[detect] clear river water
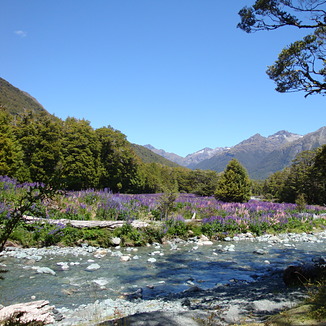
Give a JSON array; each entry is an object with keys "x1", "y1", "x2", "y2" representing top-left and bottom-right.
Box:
[{"x1": 1, "y1": 233, "x2": 325, "y2": 310}]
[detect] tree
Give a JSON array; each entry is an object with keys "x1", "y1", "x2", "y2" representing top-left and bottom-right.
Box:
[
  {"x1": 0, "y1": 109, "x2": 26, "y2": 180},
  {"x1": 238, "y1": 0, "x2": 326, "y2": 97},
  {"x1": 263, "y1": 169, "x2": 290, "y2": 200},
  {"x1": 214, "y1": 159, "x2": 251, "y2": 203},
  {"x1": 96, "y1": 126, "x2": 142, "y2": 193},
  {"x1": 279, "y1": 149, "x2": 317, "y2": 203},
  {"x1": 20, "y1": 114, "x2": 63, "y2": 185},
  {"x1": 310, "y1": 144, "x2": 326, "y2": 204},
  {"x1": 59, "y1": 117, "x2": 100, "y2": 190}
]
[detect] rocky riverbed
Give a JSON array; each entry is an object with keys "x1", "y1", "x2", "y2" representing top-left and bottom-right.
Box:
[{"x1": 1, "y1": 231, "x2": 326, "y2": 325}]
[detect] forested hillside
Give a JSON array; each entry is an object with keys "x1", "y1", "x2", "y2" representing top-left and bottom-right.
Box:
[
  {"x1": 1, "y1": 78, "x2": 224, "y2": 194},
  {"x1": 131, "y1": 144, "x2": 181, "y2": 168},
  {"x1": 0, "y1": 78, "x2": 50, "y2": 117}
]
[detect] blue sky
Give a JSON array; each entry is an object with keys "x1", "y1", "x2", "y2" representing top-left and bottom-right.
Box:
[{"x1": 1, "y1": 1, "x2": 325, "y2": 157}]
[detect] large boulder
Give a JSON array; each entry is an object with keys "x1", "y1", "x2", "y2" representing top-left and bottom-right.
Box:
[
  {"x1": 283, "y1": 263, "x2": 326, "y2": 286},
  {"x1": 0, "y1": 300, "x2": 55, "y2": 324}
]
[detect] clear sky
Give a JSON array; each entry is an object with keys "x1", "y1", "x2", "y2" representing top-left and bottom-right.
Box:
[{"x1": 1, "y1": 1, "x2": 325, "y2": 157}]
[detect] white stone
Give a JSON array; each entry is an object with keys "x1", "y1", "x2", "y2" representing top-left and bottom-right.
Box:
[
  {"x1": 57, "y1": 262, "x2": 69, "y2": 270},
  {"x1": 92, "y1": 278, "x2": 109, "y2": 287},
  {"x1": 147, "y1": 258, "x2": 156, "y2": 263},
  {"x1": 32, "y1": 267, "x2": 56, "y2": 276},
  {"x1": 198, "y1": 240, "x2": 214, "y2": 246},
  {"x1": 86, "y1": 263, "x2": 101, "y2": 271},
  {"x1": 111, "y1": 237, "x2": 121, "y2": 245},
  {"x1": 120, "y1": 255, "x2": 131, "y2": 262}
]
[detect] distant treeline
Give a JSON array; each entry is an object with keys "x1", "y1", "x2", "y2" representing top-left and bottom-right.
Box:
[{"x1": 0, "y1": 108, "x2": 219, "y2": 195}]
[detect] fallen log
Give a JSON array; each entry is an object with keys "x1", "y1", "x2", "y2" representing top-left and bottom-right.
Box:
[{"x1": 23, "y1": 216, "x2": 149, "y2": 230}]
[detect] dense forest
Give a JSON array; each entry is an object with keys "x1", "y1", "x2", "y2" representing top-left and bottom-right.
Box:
[{"x1": 0, "y1": 108, "x2": 220, "y2": 195}]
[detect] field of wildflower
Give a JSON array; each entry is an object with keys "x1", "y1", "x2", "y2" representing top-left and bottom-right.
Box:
[{"x1": 1, "y1": 176, "x2": 326, "y2": 247}]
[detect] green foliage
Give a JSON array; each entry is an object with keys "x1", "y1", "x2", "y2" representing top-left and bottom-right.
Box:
[
  {"x1": 264, "y1": 146, "x2": 326, "y2": 205},
  {"x1": 186, "y1": 170, "x2": 220, "y2": 196},
  {"x1": 113, "y1": 223, "x2": 146, "y2": 246},
  {"x1": 96, "y1": 126, "x2": 143, "y2": 193},
  {"x1": 0, "y1": 178, "x2": 57, "y2": 252},
  {"x1": 295, "y1": 193, "x2": 307, "y2": 212},
  {"x1": 310, "y1": 145, "x2": 326, "y2": 205},
  {"x1": 0, "y1": 109, "x2": 26, "y2": 179},
  {"x1": 156, "y1": 188, "x2": 179, "y2": 219},
  {"x1": 59, "y1": 117, "x2": 100, "y2": 190},
  {"x1": 238, "y1": 1, "x2": 326, "y2": 97},
  {"x1": 163, "y1": 218, "x2": 188, "y2": 238},
  {"x1": 263, "y1": 169, "x2": 290, "y2": 200},
  {"x1": 14, "y1": 111, "x2": 63, "y2": 185},
  {"x1": 308, "y1": 280, "x2": 326, "y2": 321},
  {"x1": 214, "y1": 159, "x2": 251, "y2": 203}
]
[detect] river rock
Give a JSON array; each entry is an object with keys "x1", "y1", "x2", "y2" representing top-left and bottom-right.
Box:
[
  {"x1": 253, "y1": 249, "x2": 267, "y2": 255},
  {"x1": 57, "y1": 262, "x2": 70, "y2": 270},
  {"x1": 32, "y1": 266, "x2": 56, "y2": 275},
  {"x1": 0, "y1": 300, "x2": 55, "y2": 324},
  {"x1": 111, "y1": 237, "x2": 121, "y2": 246},
  {"x1": 86, "y1": 263, "x2": 101, "y2": 271},
  {"x1": 92, "y1": 278, "x2": 109, "y2": 289},
  {"x1": 148, "y1": 258, "x2": 156, "y2": 263},
  {"x1": 225, "y1": 244, "x2": 235, "y2": 252},
  {"x1": 124, "y1": 288, "x2": 143, "y2": 300},
  {"x1": 198, "y1": 239, "x2": 213, "y2": 246},
  {"x1": 283, "y1": 264, "x2": 326, "y2": 286},
  {"x1": 120, "y1": 255, "x2": 131, "y2": 262}
]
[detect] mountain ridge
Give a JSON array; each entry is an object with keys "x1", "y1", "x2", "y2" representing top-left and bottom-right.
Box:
[{"x1": 145, "y1": 128, "x2": 325, "y2": 179}]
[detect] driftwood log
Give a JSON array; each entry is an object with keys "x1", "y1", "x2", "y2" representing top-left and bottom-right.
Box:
[
  {"x1": 23, "y1": 215, "x2": 149, "y2": 229},
  {"x1": 23, "y1": 216, "x2": 202, "y2": 229}
]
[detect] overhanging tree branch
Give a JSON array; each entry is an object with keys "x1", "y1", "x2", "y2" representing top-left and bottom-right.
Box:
[{"x1": 238, "y1": 1, "x2": 326, "y2": 97}]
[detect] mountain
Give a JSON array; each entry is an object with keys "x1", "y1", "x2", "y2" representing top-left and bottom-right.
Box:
[
  {"x1": 143, "y1": 145, "x2": 186, "y2": 166},
  {"x1": 183, "y1": 147, "x2": 230, "y2": 168},
  {"x1": 131, "y1": 144, "x2": 182, "y2": 168},
  {"x1": 194, "y1": 129, "x2": 326, "y2": 179},
  {"x1": 143, "y1": 144, "x2": 229, "y2": 167},
  {"x1": 145, "y1": 128, "x2": 326, "y2": 180},
  {"x1": 0, "y1": 77, "x2": 51, "y2": 117}
]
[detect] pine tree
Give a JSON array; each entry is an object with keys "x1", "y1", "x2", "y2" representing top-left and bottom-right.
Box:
[{"x1": 215, "y1": 159, "x2": 251, "y2": 203}]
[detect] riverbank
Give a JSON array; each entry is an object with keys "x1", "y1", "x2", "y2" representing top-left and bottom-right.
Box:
[{"x1": 1, "y1": 230, "x2": 325, "y2": 325}]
